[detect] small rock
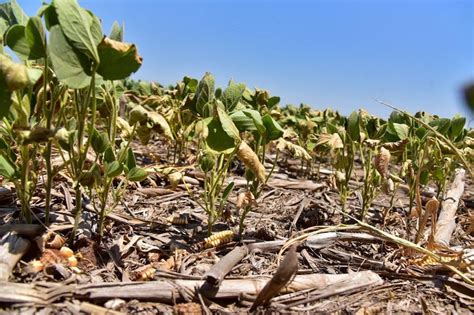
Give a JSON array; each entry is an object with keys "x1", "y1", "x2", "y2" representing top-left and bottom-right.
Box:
[{"x1": 104, "y1": 298, "x2": 126, "y2": 310}]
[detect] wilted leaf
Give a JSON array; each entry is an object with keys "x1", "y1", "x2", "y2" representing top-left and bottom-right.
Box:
[
  {"x1": 237, "y1": 141, "x2": 266, "y2": 182},
  {"x1": 316, "y1": 133, "x2": 343, "y2": 150},
  {"x1": 374, "y1": 147, "x2": 391, "y2": 178},
  {"x1": 97, "y1": 37, "x2": 142, "y2": 80},
  {"x1": 276, "y1": 138, "x2": 311, "y2": 161},
  {"x1": 0, "y1": 55, "x2": 29, "y2": 91},
  {"x1": 148, "y1": 111, "x2": 173, "y2": 140},
  {"x1": 129, "y1": 105, "x2": 148, "y2": 125}
]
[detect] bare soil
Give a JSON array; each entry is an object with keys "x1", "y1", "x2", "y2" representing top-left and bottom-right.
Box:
[{"x1": 0, "y1": 139, "x2": 472, "y2": 314}]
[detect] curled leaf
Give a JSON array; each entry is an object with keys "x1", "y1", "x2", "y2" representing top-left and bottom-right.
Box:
[
  {"x1": 237, "y1": 141, "x2": 266, "y2": 183},
  {"x1": 374, "y1": 147, "x2": 391, "y2": 178},
  {"x1": 276, "y1": 138, "x2": 311, "y2": 161},
  {"x1": 97, "y1": 37, "x2": 142, "y2": 80}
]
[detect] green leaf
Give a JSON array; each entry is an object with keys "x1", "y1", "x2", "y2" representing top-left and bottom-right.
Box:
[
  {"x1": 88, "y1": 9, "x2": 102, "y2": 45},
  {"x1": 449, "y1": 115, "x2": 466, "y2": 140},
  {"x1": 105, "y1": 161, "x2": 122, "y2": 178},
  {"x1": 267, "y1": 96, "x2": 280, "y2": 109},
  {"x1": 40, "y1": 4, "x2": 59, "y2": 30},
  {"x1": 221, "y1": 81, "x2": 245, "y2": 112},
  {"x1": 429, "y1": 118, "x2": 450, "y2": 135},
  {"x1": 4, "y1": 24, "x2": 29, "y2": 60},
  {"x1": 97, "y1": 37, "x2": 142, "y2": 80},
  {"x1": 49, "y1": 25, "x2": 93, "y2": 89},
  {"x1": 415, "y1": 127, "x2": 427, "y2": 139},
  {"x1": 195, "y1": 72, "x2": 215, "y2": 117},
  {"x1": 127, "y1": 166, "x2": 148, "y2": 182},
  {"x1": 53, "y1": 0, "x2": 101, "y2": 63},
  {"x1": 25, "y1": 16, "x2": 46, "y2": 59},
  {"x1": 243, "y1": 109, "x2": 265, "y2": 134},
  {"x1": 217, "y1": 107, "x2": 240, "y2": 140},
  {"x1": 347, "y1": 111, "x2": 360, "y2": 142},
  {"x1": 0, "y1": 155, "x2": 16, "y2": 179},
  {"x1": 0, "y1": 0, "x2": 28, "y2": 26},
  {"x1": 262, "y1": 114, "x2": 284, "y2": 142},
  {"x1": 206, "y1": 117, "x2": 236, "y2": 153},
  {"x1": 230, "y1": 110, "x2": 258, "y2": 132},
  {"x1": 103, "y1": 146, "x2": 115, "y2": 163},
  {"x1": 0, "y1": 84, "x2": 12, "y2": 119},
  {"x1": 125, "y1": 147, "x2": 137, "y2": 171},
  {"x1": 220, "y1": 181, "x2": 234, "y2": 208},
  {"x1": 109, "y1": 21, "x2": 123, "y2": 41},
  {"x1": 420, "y1": 170, "x2": 429, "y2": 186},
  {"x1": 91, "y1": 128, "x2": 109, "y2": 154},
  {"x1": 387, "y1": 122, "x2": 409, "y2": 140}
]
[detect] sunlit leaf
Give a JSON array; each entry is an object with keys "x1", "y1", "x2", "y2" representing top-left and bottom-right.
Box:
[
  {"x1": 218, "y1": 106, "x2": 240, "y2": 140},
  {"x1": 25, "y1": 16, "x2": 46, "y2": 59},
  {"x1": 97, "y1": 37, "x2": 142, "y2": 80},
  {"x1": 53, "y1": 0, "x2": 101, "y2": 62},
  {"x1": 221, "y1": 80, "x2": 245, "y2": 112},
  {"x1": 195, "y1": 72, "x2": 215, "y2": 117},
  {"x1": 109, "y1": 21, "x2": 123, "y2": 41},
  {"x1": 206, "y1": 117, "x2": 235, "y2": 153},
  {"x1": 48, "y1": 25, "x2": 93, "y2": 89}
]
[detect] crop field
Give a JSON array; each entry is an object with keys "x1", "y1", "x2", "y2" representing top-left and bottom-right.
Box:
[{"x1": 0, "y1": 0, "x2": 473, "y2": 314}]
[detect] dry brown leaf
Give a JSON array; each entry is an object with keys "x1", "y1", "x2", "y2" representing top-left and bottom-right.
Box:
[{"x1": 237, "y1": 141, "x2": 266, "y2": 183}]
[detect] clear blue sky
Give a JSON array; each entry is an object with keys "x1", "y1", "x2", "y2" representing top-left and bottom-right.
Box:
[{"x1": 15, "y1": 0, "x2": 474, "y2": 119}]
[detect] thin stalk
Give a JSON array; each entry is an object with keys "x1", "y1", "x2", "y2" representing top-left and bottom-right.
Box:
[
  {"x1": 71, "y1": 66, "x2": 97, "y2": 241},
  {"x1": 42, "y1": 59, "x2": 53, "y2": 225}
]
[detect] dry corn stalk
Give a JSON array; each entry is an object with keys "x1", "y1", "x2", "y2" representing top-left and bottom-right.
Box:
[
  {"x1": 237, "y1": 141, "x2": 266, "y2": 183},
  {"x1": 167, "y1": 214, "x2": 188, "y2": 225},
  {"x1": 131, "y1": 265, "x2": 156, "y2": 281},
  {"x1": 204, "y1": 230, "x2": 234, "y2": 248}
]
